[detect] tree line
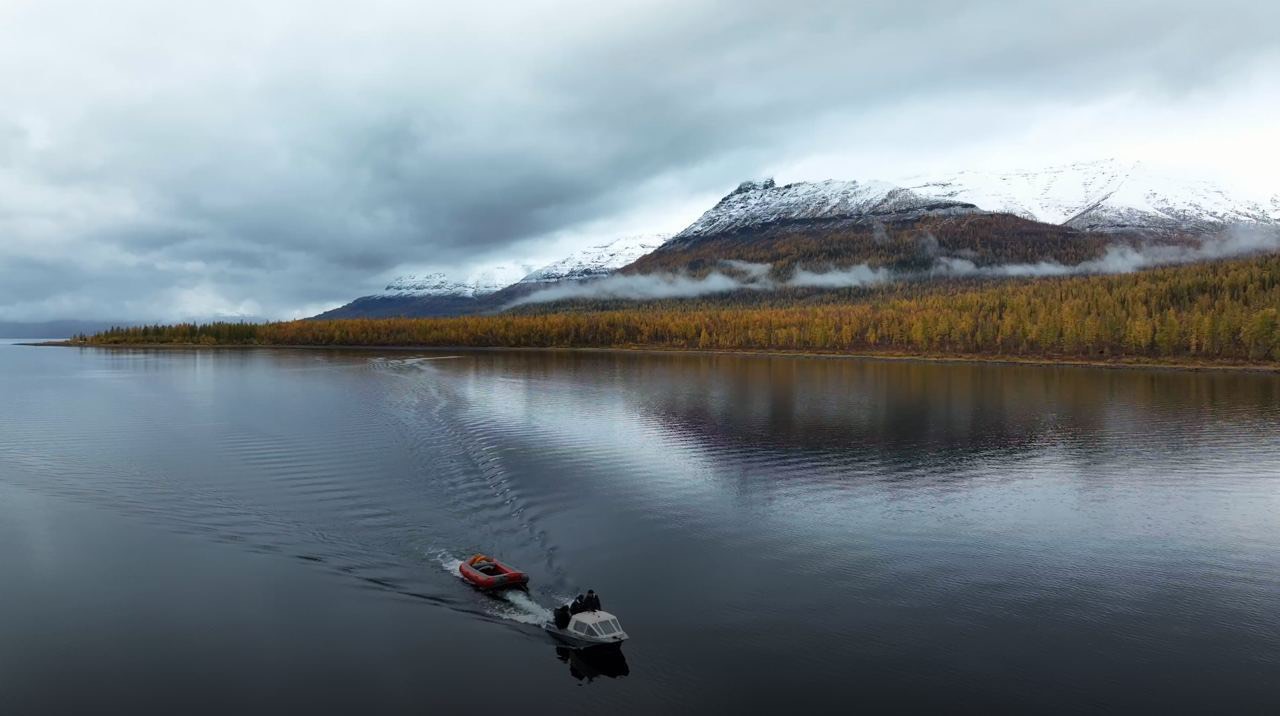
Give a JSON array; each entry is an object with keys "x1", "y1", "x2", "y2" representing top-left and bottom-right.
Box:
[{"x1": 81, "y1": 254, "x2": 1280, "y2": 364}]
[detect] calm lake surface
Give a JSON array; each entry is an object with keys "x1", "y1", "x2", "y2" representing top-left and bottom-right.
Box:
[{"x1": 1, "y1": 341, "x2": 1278, "y2": 713}]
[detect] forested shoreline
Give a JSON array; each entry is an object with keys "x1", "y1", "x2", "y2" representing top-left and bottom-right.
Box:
[{"x1": 76, "y1": 255, "x2": 1280, "y2": 364}]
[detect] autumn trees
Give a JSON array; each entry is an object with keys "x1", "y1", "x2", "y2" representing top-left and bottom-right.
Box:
[{"x1": 82, "y1": 254, "x2": 1280, "y2": 364}]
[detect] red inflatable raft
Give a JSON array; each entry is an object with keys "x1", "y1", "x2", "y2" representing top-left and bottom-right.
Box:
[{"x1": 459, "y1": 554, "x2": 529, "y2": 590}]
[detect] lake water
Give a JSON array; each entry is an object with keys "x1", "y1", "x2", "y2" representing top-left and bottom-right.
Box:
[{"x1": 1, "y1": 340, "x2": 1278, "y2": 713}]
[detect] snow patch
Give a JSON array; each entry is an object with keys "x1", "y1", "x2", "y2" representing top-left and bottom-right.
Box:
[
  {"x1": 672, "y1": 179, "x2": 978, "y2": 242},
  {"x1": 901, "y1": 159, "x2": 1280, "y2": 232},
  {"x1": 672, "y1": 160, "x2": 1280, "y2": 243},
  {"x1": 519, "y1": 234, "x2": 670, "y2": 284},
  {"x1": 382, "y1": 263, "x2": 536, "y2": 298}
]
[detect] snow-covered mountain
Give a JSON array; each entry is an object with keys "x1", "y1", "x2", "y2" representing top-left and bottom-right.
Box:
[
  {"x1": 375, "y1": 234, "x2": 669, "y2": 301},
  {"x1": 669, "y1": 161, "x2": 1278, "y2": 245},
  {"x1": 381, "y1": 263, "x2": 535, "y2": 299},
  {"x1": 314, "y1": 237, "x2": 672, "y2": 318},
  {"x1": 668, "y1": 178, "x2": 979, "y2": 246},
  {"x1": 904, "y1": 159, "x2": 1280, "y2": 233},
  {"x1": 317, "y1": 160, "x2": 1279, "y2": 319},
  {"x1": 313, "y1": 263, "x2": 534, "y2": 319},
  {"x1": 519, "y1": 234, "x2": 670, "y2": 284}
]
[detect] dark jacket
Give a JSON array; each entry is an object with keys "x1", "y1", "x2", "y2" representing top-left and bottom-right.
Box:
[{"x1": 584, "y1": 593, "x2": 602, "y2": 611}]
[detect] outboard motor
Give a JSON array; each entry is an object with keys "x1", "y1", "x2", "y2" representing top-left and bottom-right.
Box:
[{"x1": 554, "y1": 605, "x2": 571, "y2": 630}]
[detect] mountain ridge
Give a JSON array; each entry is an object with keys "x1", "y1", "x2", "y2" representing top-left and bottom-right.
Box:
[
  {"x1": 518, "y1": 234, "x2": 670, "y2": 284},
  {"x1": 665, "y1": 160, "x2": 1278, "y2": 250},
  {"x1": 315, "y1": 160, "x2": 1279, "y2": 318},
  {"x1": 314, "y1": 235, "x2": 671, "y2": 319},
  {"x1": 900, "y1": 160, "x2": 1279, "y2": 233},
  {"x1": 381, "y1": 263, "x2": 535, "y2": 299}
]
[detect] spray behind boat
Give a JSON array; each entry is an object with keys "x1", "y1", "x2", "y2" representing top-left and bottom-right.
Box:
[{"x1": 453, "y1": 552, "x2": 630, "y2": 650}]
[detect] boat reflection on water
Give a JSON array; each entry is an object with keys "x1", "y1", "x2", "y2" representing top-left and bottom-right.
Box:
[{"x1": 555, "y1": 645, "x2": 630, "y2": 683}]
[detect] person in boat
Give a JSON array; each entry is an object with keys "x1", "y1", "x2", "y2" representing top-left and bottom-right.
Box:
[
  {"x1": 468, "y1": 554, "x2": 498, "y2": 575},
  {"x1": 584, "y1": 589, "x2": 602, "y2": 612},
  {"x1": 569, "y1": 594, "x2": 586, "y2": 615},
  {"x1": 554, "y1": 604, "x2": 571, "y2": 630}
]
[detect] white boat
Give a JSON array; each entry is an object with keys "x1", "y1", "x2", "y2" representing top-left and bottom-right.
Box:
[{"x1": 543, "y1": 610, "x2": 629, "y2": 648}]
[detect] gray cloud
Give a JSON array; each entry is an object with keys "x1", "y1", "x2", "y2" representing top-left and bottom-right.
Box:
[{"x1": 1, "y1": 0, "x2": 1278, "y2": 320}]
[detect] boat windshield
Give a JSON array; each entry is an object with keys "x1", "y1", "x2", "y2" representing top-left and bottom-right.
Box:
[{"x1": 597, "y1": 620, "x2": 618, "y2": 635}]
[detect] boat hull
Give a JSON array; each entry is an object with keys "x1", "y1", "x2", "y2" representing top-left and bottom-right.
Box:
[
  {"x1": 542, "y1": 623, "x2": 627, "y2": 650},
  {"x1": 458, "y1": 558, "x2": 528, "y2": 591}
]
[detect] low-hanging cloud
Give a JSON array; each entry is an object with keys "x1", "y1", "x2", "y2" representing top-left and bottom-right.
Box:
[
  {"x1": 507, "y1": 260, "x2": 892, "y2": 306},
  {"x1": 935, "y1": 225, "x2": 1280, "y2": 279},
  {"x1": 789, "y1": 264, "x2": 894, "y2": 288},
  {"x1": 514, "y1": 227, "x2": 1280, "y2": 306},
  {"x1": 509, "y1": 266, "x2": 772, "y2": 305}
]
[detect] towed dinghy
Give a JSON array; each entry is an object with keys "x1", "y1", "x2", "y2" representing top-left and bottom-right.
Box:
[{"x1": 459, "y1": 554, "x2": 528, "y2": 591}]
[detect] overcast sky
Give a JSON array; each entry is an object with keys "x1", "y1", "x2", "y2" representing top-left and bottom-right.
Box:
[{"x1": 1, "y1": 0, "x2": 1277, "y2": 321}]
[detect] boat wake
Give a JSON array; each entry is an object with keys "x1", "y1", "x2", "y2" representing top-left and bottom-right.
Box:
[
  {"x1": 500, "y1": 590, "x2": 553, "y2": 626},
  {"x1": 373, "y1": 355, "x2": 572, "y2": 586},
  {"x1": 436, "y1": 552, "x2": 553, "y2": 626}
]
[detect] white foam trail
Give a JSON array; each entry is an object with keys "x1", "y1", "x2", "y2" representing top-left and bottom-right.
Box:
[
  {"x1": 436, "y1": 551, "x2": 550, "y2": 625},
  {"x1": 374, "y1": 356, "x2": 461, "y2": 368},
  {"x1": 401, "y1": 356, "x2": 462, "y2": 363},
  {"x1": 437, "y1": 553, "x2": 464, "y2": 575},
  {"x1": 499, "y1": 590, "x2": 552, "y2": 624}
]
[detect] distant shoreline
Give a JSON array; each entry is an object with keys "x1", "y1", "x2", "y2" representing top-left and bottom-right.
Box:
[{"x1": 26, "y1": 340, "x2": 1280, "y2": 374}]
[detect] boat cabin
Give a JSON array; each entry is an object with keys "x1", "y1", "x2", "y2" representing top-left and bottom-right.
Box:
[{"x1": 567, "y1": 610, "x2": 628, "y2": 642}]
